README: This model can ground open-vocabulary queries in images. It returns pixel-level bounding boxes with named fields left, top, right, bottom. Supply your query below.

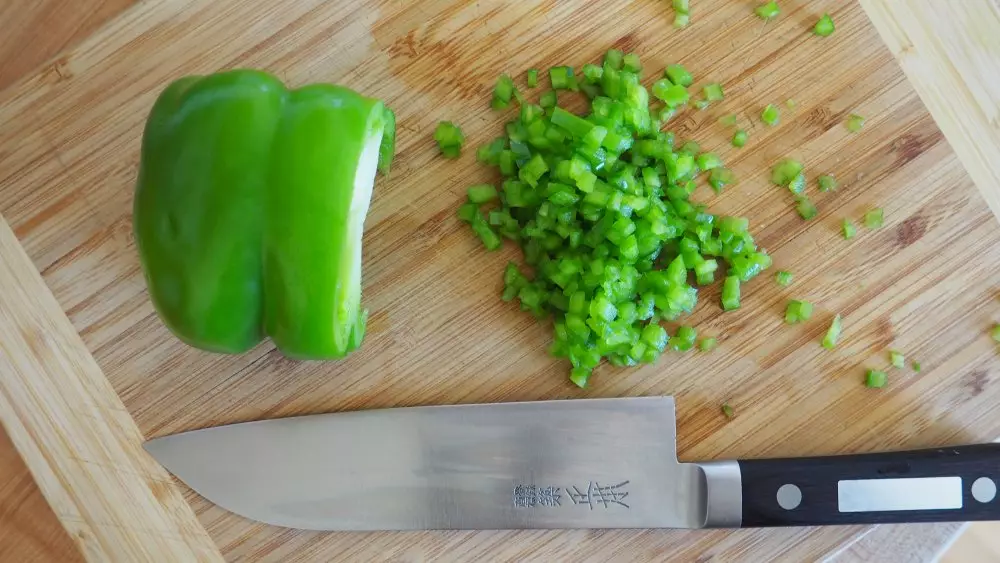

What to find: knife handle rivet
left=776, top=484, right=802, bottom=510
left=972, top=477, right=997, bottom=503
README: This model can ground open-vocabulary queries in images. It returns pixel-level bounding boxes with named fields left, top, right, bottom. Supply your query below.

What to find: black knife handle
left=738, top=443, right=1000, bottom=527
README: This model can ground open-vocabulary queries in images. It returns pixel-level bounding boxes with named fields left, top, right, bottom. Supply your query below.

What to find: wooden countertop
left=0, top=4, right=133, bottom=560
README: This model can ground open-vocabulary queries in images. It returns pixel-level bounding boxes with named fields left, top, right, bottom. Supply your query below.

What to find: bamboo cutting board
left=2, top=0, right=1000, bottom=560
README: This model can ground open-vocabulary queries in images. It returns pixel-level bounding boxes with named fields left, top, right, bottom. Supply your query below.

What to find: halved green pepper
left=133, top=70, right=395, bottom=359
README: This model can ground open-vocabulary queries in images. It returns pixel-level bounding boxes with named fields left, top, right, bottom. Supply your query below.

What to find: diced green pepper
left=492, top=74, right=516, bottom=109
left=784, top=300, right=813, bottom=324
left=890, top=350, right=905, bottom=368
left=696, top=152, right=722, bottom=171
left=434, top=121, right=465, bottom=158
left=703, top=83, right=724, bottom=102
left=776, top=270, right=793, bottom=287
left=653, top=81, right=690, bottom=107
left=864, top=208, right=884, bottom=228
left=540, top=90, right=557, bottom=109
left=842, top=219, right=857, bottom=239
left=846, top=113, right=865, bottom=132
left=699, top=337, right=718, bottom=351
left=722, top=276, right=741, bottom=311
left=818, top=174, right=837, bottom=192
left=991, top=324, right=1000, bottom=342
left=527, top=68, right=539, bottom=88
left=788, top=173, right=806, bottom=195
left=451, top=51, right=774, bottom=382
left=732, top=129, right=748, bottom=148
left=822, top=314, right=842, bottom=349
left=719, top=114, right=738, bottom=127
left=550, top=66, right=577, bottom=90
left=569, top=366, right=592, bottom=388
left=865, top=369, right=887, bottom=388
left=755, top=1, right=780, bottom=20
left=623, top=53, right=642, bottom=73
left=708, top=168, right=736, bottom=193
left=671, top=325, right=697, bottom=351
left=721, top=403, right=734, bottom=418
left=912, top=360, right=922, bottom=372
left=796, top=196, right=817, bottom=220
left=771, top=159, right=803, bottom=186
left=665, top=64, right=694, bottom=87
left=815, top=13, right=835, bottom=36
left=761, top=104, right=780, bottom=126
left=468, top=184, right=498, bottom=203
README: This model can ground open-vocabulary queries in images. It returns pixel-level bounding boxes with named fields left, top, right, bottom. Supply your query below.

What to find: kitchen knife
left=145, top=396, right=1000, bottom=530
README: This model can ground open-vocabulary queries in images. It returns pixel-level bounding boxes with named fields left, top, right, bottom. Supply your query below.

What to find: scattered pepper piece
left=761, top=104, right=780, bottom=126
left=526, top=69, right=539, bottom=88
left=822, top=314, right=842, bottom=349
left=492, top=74, right=516, bottom=110
left=864, top=208, right=884, bottom=229
left=755, top=1, right=780, bottom=20
left=842, top=219, right=857, bottom=239
left=699, top=337, right=718, bottom=352
left=890, top=350, right=905, bottom=369
left=771, top=159, right=803, bottom=186
left=673, top=0, right=691, bottom=27
left=865, top=369, right=887, bottom=388
left=818, top=174, right=838, bottom=192
left=785, top=300, right=813, bottom=324
left=434, top=121, right=465, bottom=158
left=776, top=270, right=794, bottom=287
left=721, top=403, right=735, bottom=418
left=703, top=83, right=725, bottom=102
left=719, top=114, right=738, bottom=127
left=815, top=13, right=835, bottom=36
left=665, top=64, right=694, bottom=87
left=732, top=129, right=748, bottom=148
left=846, top=113, right=866, bottom=132
left=796, top=196, right=818, bottom=220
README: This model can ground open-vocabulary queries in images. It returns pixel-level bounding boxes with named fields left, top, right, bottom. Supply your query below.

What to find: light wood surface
left=1, top=0, right=1000, bottom=561
left=859, top=0, right=1000, bottom=230
left=0, top=4, right=137, bottom=561
left=940, top=523, right=1000, bottom=563
left=0, top=427, right=82, bottom=562
left=0, top=0, right=133, bottom=92
left=0, top=215, right=222, bottom=561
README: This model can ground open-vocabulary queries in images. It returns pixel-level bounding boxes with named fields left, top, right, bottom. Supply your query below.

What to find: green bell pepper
left=133, top=69, right=395, bottom=359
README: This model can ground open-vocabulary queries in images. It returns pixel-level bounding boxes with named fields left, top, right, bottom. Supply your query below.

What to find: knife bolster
left=698, top=460, right=743, bottom=528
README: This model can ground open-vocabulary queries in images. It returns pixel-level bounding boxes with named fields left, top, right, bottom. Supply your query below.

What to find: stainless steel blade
left=145, top=396, right=707, bottom=531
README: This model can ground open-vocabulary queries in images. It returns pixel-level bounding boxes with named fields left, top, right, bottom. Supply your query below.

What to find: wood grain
left=0, top=428, right=82, bottom=563
left=0, top=0, right=999, bottom=561
left=940, top=522, right=1000, bottom=563
left=860, top=0, right=1000, bottom=222
left=0, top=0, right=133, bottom=91
left=0, top=1, right=137, bottom=560
left=0, top=212, right=222, bottom=561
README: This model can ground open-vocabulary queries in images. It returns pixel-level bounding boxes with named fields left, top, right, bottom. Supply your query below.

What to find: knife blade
left=145, top=397, right=1000, bottom=531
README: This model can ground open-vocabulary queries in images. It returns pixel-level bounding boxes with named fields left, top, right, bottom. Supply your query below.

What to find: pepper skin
left=133, top=70, right=394, bottom=359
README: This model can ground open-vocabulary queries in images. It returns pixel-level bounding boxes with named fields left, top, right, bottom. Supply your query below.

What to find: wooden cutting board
left=2, top=0, right=1000, bottom=560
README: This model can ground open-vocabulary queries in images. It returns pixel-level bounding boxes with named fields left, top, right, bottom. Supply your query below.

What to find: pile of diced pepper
left=455, top=50, right=771, bottom=387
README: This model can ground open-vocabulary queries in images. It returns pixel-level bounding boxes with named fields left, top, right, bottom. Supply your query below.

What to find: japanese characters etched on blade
left=512, top=481, right=630, bottom=509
